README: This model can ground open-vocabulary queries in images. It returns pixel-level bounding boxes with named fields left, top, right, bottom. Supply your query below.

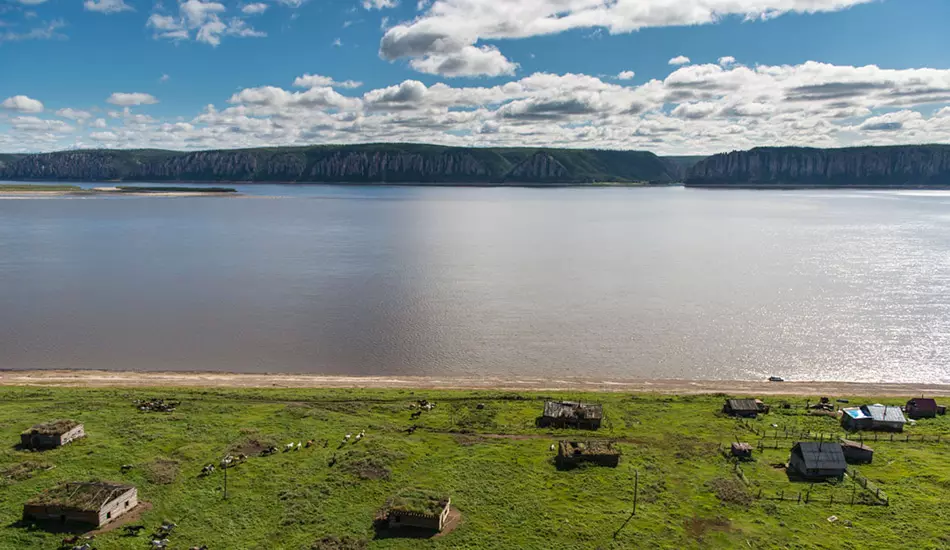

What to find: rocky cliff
left=0, top=144, right=678, bottom=185
left=686, top=145, right=950, bottom=188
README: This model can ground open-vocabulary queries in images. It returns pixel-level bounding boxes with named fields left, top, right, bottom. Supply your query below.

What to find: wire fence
left=737, top=420, right=948, bottom=444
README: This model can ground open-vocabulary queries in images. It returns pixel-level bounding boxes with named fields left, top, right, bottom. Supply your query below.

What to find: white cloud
left=293, top=74, right=363, bottom=89
left=362, top=0, right=397, bottom=8
left=160, top=74, right=171, bottom=83
left=107, top=92, right=159, bottom=106
left=718, top=56, right=736, bottom=67
left=668, top=55, right=690, bottom=66
left=241, top=3, right=268, bottom=14
left=409, top=45, right=519, bottom=77
left=57, top=108, right=93, bottom=121
left=616, top=70, right=635, bottom=80
left=0, top=19, right=66, bottom=42
left=332, top=38, right=342, bottom=47
left=84, top=0, right=133, bottom=14
left=2, top=95, right=44, bottom=113
left=378, top=0, right=872, bottom=77
left=8, top=60, right=950, bottom=155
left=90, top=131, right=118, bottom=141
left=147, top=0, right=265, bottom=46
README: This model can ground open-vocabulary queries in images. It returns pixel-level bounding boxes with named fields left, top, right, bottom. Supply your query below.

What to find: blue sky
left=2, top=0, right=950, bottom=154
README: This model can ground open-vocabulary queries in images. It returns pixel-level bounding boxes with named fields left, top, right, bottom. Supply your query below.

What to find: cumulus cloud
left=362, top=0, right=397, bottom=8
left=147, top=0, right=264, bottom=46
left=2, top=95, right=44, bottom=113
left=8, top=60, right=950, bottom=155
left=160, top=74, right=171, bottom=83
left=718, top=56, right=736, bottom=67
left=408, top=45, right=518, bottom=77
left=293, top=74, right=363, bottom=89
left=668, top=55, right=690, bottom=66
left=84, top=0, right=133, bottom=14
left=241, top=3, right=268, bottom=14
left=378, top=0, right=872, bottom=76
left=56, top=108, right=93, bottom=121
left=0, top=19, right=66, bottom=42
left=107, top=92, right=159, bottom=106
left=616, top=71, right=635, bottom=80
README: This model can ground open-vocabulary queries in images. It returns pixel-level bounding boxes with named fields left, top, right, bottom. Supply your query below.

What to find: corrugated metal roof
left=865, top=404, right=906, bottom=423
left=793, top=442, right=846, bottom=471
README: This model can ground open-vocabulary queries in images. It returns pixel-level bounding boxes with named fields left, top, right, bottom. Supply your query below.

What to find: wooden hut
left=376, top=489, right=451, bottom=532
left=538, top=401, right=603, bottom=429
left=556, top=440, right=620, bottom=468
left=905, top=398, right=938, bottom=419
left=23, top=481, right=137, bottom=528
left=839, top=439, right=874, bottom=464
left=730, top=442, right=753, bottom=460
left=20, top=420, right=85, bottom=450
left=841, top=404, right=906, bottom=432
left=722, top=399, right=767, bottom=418
left=787, top=442, right=846, bottom=481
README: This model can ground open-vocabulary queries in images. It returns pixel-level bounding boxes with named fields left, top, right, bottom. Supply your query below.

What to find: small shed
left=377, top=489, right=451, bottom=532
left=722, top=399, right=767, bottom=418
left=538, top=401, right=603, bottom=429
left=556, top=440, right=620, bottom=468
left=841, top=404, right=906, bottom=432
left=21, top=420, right=85, bottom=450
left=905, top=398, right=938, bottom=419
left=787, top=442, right=846, bottom=481
left=730, top=442, right=753, bottom=460
left=23, top=481, right=137, bottom=528
left=839, top=439, right=874, bottom=464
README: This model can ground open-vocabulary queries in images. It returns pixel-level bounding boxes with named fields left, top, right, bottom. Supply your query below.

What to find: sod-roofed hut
left=722, top=399, right=768, bottom=418
left=839, top=439, right=874, bottom=464
left=556, top=440, right=620, bottom=468
left=23, top=481, right=137, bottom=528
left=731, top=442, right=753, bottom=459
left=376, top=489, right=451, bottom=532
left=21, top=420, right=85, bottom=450
left=538, top=401, right=603, bottom=429
left=787, top=442, right=846, bottom=481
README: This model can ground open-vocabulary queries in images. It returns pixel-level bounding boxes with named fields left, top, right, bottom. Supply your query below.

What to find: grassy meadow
left=1, top=386, right=949, bottom=549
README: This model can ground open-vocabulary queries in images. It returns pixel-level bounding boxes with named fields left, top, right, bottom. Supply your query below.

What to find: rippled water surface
left=2, top=184, right=949, bottom=383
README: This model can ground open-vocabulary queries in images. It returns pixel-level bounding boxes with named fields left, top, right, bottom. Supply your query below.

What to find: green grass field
left=1, top=386, right=948, bottom=549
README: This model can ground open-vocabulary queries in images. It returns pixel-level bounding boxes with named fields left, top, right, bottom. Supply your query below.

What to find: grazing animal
left=410, top=411, right=422, bottom=420
left=328, top=455, right=337, bottom=467
left=123, top=524, right=146, bottom=536
left=354, top=434, right=362, bottom=443
left=284, top=442, right=294, bottom=452
left=406, top=425, right=417, bottom=434
left=549, top=444, right=556, bottom=451
left=200, top=464, right=215, bottom=476
left=151, top=539, right=169, bottom=549
left=305, top=439, right=315, bottom=448
left=345, top=433, right=352, bottom=441
left=120, top=464, right=134, bottom=473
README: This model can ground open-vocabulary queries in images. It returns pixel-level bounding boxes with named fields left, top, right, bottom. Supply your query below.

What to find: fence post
left=798, top=492, right=801, bottom=503
left=830, top=495, right=834, bottom=505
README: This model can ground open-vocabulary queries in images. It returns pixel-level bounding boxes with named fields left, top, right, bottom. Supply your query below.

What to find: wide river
left=2, top=183, right=949, bottom=383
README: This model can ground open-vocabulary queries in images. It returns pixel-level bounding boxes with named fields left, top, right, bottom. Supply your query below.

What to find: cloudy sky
left=2, top=0, right=950, bottom=154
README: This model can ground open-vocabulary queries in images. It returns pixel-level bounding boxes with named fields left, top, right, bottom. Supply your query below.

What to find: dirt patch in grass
left=685, top=515, right=731, bottom=540
left=229, top=434, right=278, bottom=456
left=306, top=535, right=369, bottom=549
left=89, top=502, right=153, bottom=535
left=707, top=477, right=753, bottom=507
left=335, top=444, right=404, bottom=481
left=144, top=458, right=180, bottom=485
left=1, top=461, right=53, bottom=483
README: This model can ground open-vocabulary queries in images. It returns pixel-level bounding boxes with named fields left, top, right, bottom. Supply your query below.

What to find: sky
left=2, top=0, right=950, bottom=154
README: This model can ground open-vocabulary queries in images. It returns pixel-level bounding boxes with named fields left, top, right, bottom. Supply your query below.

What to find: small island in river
left=0, top=184, right=238, bottom=197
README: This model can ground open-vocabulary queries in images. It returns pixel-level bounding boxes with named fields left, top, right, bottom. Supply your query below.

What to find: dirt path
left=2, top=369, right=949, bottom=397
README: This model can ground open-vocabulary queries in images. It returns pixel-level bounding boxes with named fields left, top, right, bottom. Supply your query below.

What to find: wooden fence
left=737, top=421, right=947, bottom=444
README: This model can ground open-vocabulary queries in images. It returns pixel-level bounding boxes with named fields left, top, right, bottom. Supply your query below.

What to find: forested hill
left=0, top=144, right=682, bottom=185
left=686, top=145, right=950, bottom=188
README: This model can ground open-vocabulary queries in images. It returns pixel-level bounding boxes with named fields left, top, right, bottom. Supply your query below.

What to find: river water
left=2, top=183, right=949, bottom=383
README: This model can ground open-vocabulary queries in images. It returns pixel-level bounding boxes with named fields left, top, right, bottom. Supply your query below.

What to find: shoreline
left=2, top=369, right=949, bottom=396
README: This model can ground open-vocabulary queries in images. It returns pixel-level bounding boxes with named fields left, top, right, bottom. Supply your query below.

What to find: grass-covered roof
left=22, top=419, right=80, bottom=436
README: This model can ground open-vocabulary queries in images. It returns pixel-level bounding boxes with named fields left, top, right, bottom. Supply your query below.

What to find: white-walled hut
left=788, top=442, right=847, bottom=481
left=23, top=481, right=137, bottom=528
left=20, top=420, right=85, bottom=450
left=376, top=489, right=451, bottom=532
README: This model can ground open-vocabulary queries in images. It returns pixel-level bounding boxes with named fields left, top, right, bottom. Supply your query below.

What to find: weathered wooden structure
left=841, top=404, right=906, bottom=432
left=376, top=489, right=451, bottom=532
left=839, top=439, right=874, bottom=464
left=20, top=420, right=85, bottom=450
left=787, top=442, right=846, bottom=481
left=905, top=398, right=939, bottom=419
left=23, top=481, right=137, bottom=528
left=538, top=401, right=603, bottom=429
left=722, top=399, right=768, bottom=418
left=556, top=440, right=620, bottom=468
left=730, top=442, right=753, bottom=460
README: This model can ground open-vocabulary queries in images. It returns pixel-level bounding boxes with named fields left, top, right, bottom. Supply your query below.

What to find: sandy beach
left=2, top=369, right=949, bottom=396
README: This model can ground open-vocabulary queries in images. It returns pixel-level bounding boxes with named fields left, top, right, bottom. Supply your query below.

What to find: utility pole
left=633, top=470, right=639, bottom=515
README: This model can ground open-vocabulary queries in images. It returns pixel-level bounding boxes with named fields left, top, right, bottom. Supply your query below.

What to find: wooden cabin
left=841, top=404, right=906, bottom=432
left=839, top=439, right=874, bottom=464
left=787, top=442, right=846, bottom=481
left=377, top=489, right=451, bottom=532
left=731, top=442, right=753, bottom=460
left=20, top=420, right=85, bottom=450
left=556, top=440, right=620, bottom=468
left=905, top=398, right=939, bottom=419
left=722, top=399, right=768, bottom=418
left=23, top=482, right=137, bottom=528
left=538, top=401, right=603, bottom=429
